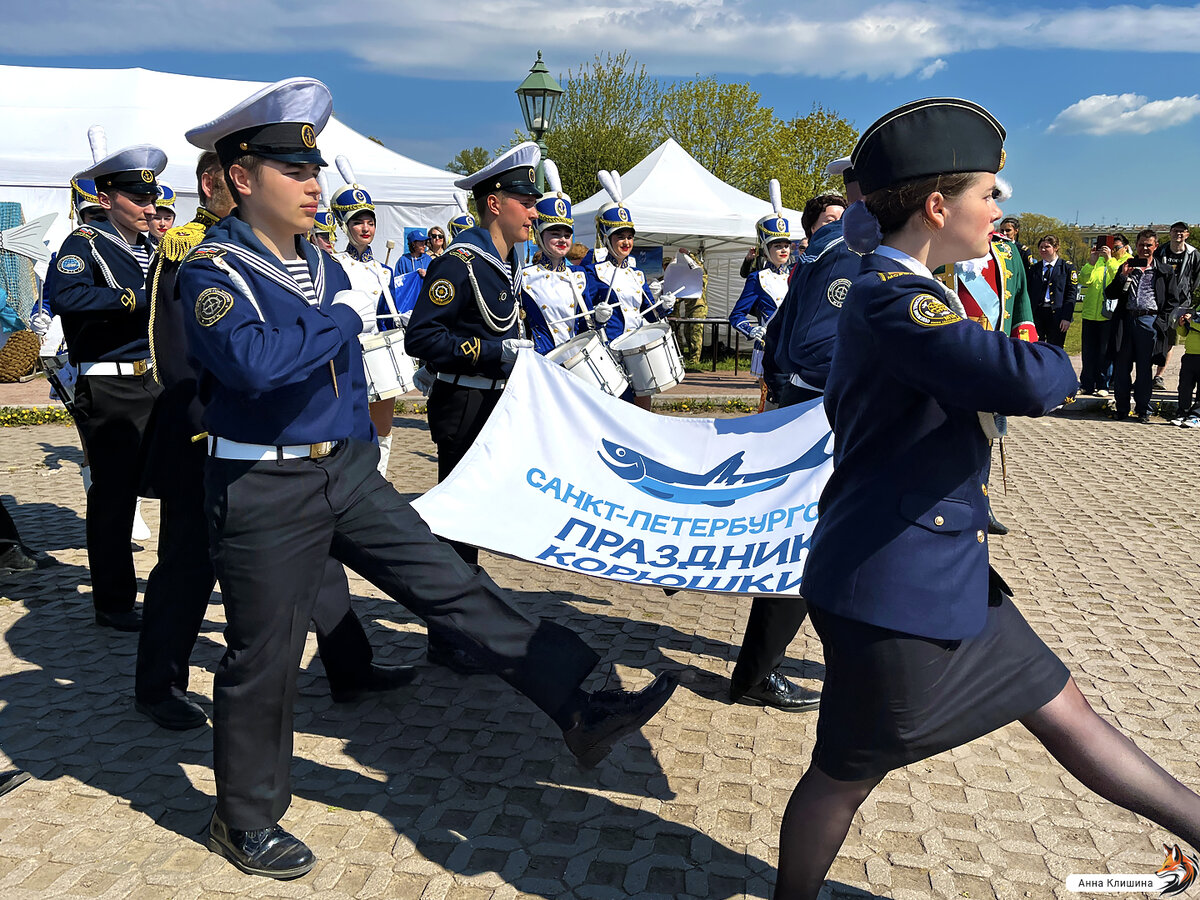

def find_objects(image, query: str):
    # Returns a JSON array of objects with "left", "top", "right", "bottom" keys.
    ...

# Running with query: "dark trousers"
[
  {"left": 206, "top": 438, "right": 598, "bottom": 829},
  {"left": 729, "top": 595, "right": 810, "bottom": 697},
  {"left": 776, "top": 380, "right": 823, "bottom": 409},
  {"left": 1179, "top": 354, "right": 1200, "bottom": 417},
  {"left": 73, "top": 372, "right": 160, "bottom": 613},
  {"left": 0, "top": 499, "right": 20, "bottom": 548},
  {"left": 1114, "top": 314, "right": 1156, "bottom": 417},
  {"left": 1079, "top": 318, "right": 1111, "bottom": 392},
  {"left": 136, "top": 439, "right": 375, "bottom": 703},
  {"left": 426, "top": 380, "right": 503, "bottom": 566},
  {"left": 1033, "top": 307, "right": 1068, "bottom": 348}
]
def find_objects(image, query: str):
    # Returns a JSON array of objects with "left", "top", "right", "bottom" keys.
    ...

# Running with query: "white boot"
[
  {"left": 81, "top": 465, "right": 92, "bottom": 494},
  {"left": 131, "top": 498, "right": 151, "bottom": 542},
  {"left": 376, "top": 433, "right": 393, "bottom": 479}
]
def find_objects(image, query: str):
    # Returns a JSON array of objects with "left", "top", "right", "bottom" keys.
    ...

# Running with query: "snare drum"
[
  {"left": 359, "top": 329, "right": 416, "bottom": 401},
  {"left": 610, "top": 323, "right": 686, "bottom": 396},
  {"left": 546, "top": 330, "right": 629, "bottom": 397}
]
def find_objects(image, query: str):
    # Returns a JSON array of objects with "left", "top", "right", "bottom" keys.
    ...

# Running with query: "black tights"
[{"left": 773, "top": 677, "right": 1200, "bottom": 899}]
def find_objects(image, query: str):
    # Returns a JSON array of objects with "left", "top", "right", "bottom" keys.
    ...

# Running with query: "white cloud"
[
  {"left": 1049, "top": 93, "right": 1200, "bottom": 135},
  {"left": 2, "top": 2, "right": 1199, "bottom": 82},
  {"left": 918, "top": 58, "right": 947, "bottom": 79}
]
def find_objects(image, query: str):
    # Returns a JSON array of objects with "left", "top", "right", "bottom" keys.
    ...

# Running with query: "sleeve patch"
[
  {"left": 73, "top": 226, "right": 97, "bottom": 240},
  {"left": 1070, "top": 269, "right": 1079, "bottom": 284},
  {"left": 195, "top": 287, "right": 234, "bottom": 327},
  {"left": 56, "top": 254, "right": 85, "bottom": 274},
  {"left": 877, "top": 271, "right": 906, "bottom": 281},
  {"left": 119, "top": 288, "right": 136, "bottom": 311},
  {"left": 909, "top": 293, "right": 964, "bottom": 328},
  {"left": 428, "top": 278, "right": 455, "bottom": 306},
  {"left": 827, "top": 278, "right": 851, "bottom": 308}
]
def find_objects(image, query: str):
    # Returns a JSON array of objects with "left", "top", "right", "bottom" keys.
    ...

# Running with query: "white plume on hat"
[
  {"left": 318, "top": 170, "right": 331, "bottom": 205},
  {"left": 994, "top": 175, "right": 1013, "bottom": 203},
  {"left": 768, "top": 178, "right": 783, "bottom": 217},
  {"left": 335, "top": 155, "right": 358, "bottom": 188},
  {"left": 87, "top": 125, "right": 107, "bottom": 164},
  {"left": 543, "top": 159, "right": 563, "bottom": 197},
  {"left": 454, "top": 193, "right": 469, "bottom": 215},
  {"left": 598, "top": 169, "right": 622, "bottom": 204}
]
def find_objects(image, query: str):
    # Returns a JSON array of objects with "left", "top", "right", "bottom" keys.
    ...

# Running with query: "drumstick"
[
  {"left": 383, "top": 239, "right": 395, "bottom": 267},
  {"left": 543, "top": 307, "right": 596, "bottom": 328}
]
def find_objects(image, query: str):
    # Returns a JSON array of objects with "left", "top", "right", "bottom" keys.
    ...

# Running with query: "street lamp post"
[{"left": 515, "top": 51, "right": 563, "bottom": 193}]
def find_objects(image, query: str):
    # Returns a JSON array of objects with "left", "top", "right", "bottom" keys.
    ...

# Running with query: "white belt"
[
  {"left": 207, "top": 435, "right": 339, "bottom": 461},
  {"left": 436, "top": 372, "right": 506, "bottom": 390},
  {"left": 79, "top": 360, "right": 152, "bottom": 376},
  {"left": 788, "top": 373, "right": 823, "bottom": 394}
]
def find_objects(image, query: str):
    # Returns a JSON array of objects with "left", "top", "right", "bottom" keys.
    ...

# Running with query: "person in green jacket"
[{"left": 1077, "top": 239, "right": 1129, "bottom": 395}]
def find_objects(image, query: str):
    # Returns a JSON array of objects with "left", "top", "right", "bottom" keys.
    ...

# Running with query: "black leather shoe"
[
  {"left": 1137, "top": 413, "right": 1152, "bottom": 424},
  {"left": 564, "top": 671, "right": 680, "bottom": 769},
  {"left": 0, "top": 770, "right": 30, "bottom": 797},
  {"left": 987, "top": 510, "right": 1009, "bottom": 536},
  {"left": 426, "top": 638, "right": 490, "bottom": 676},
  {"left": 207, "top": 812, "right": 315, "bottom": 879},
  {"left": 136, "top": 696, "right": 207, "bottom": 730},
  {"left": 0, "top": 544, "right": 37, "bottom": 575},
  {"left": 733, "top": 670, "right": 820, "bottom": 712},
  {"left": 95, "top": 609, "right": 142, "bottom": 632},
  {"left": 329, "top": 663, "right": 418, "bottom": 703}
]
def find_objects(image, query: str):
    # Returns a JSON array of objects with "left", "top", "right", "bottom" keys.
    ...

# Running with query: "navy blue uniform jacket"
[
  {"left": 51, "top": 219, "right": 153, "bottom": 363},
  {"left": 177, "top": 214, "right": 371, "bottom": 446},
  {"left": 768, "top": 220, "right": 861, "bottom": 390},
  {"left": 801, "top": 252, "right": 1079, "bottom": 640},
  {"left": 1027, "top": 258, "right": 1080, "bottom": 322}
]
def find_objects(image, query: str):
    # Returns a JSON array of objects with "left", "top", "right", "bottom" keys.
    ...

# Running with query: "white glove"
[
  {"left": 332, "top": 290, "right": 376, "bottom": 333},
  {"left": 659, "top": 291, "right": 677, "bottom": 314},
  {"left": 748, "top": 325, "right": 767, "bottom": 342},
  {"left": 501, "top": 338, "right": 534, "bottom": 363},
  {"left": 592, "top": 301, "right": 613, "bottom": 325},
  {"left": 413, "top": 365, "right": 435, "bottom": 396},
  {"left": 29, "top": 311, "right": 52, "bottom": 336}
]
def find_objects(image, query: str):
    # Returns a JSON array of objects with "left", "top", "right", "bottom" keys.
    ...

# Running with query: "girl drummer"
[
  {"left": 774, "top": 98, "right": 1200, "bottom": 898},
  {"left": 583, "top": 173, "right": 673, "bottom": 409},
  {"left": 329, "top": 156, "right": 402, "bottom": 477},
  {"left": 520, "top": 161, "right": 601, "bottom": 355},
  {"left": 730, "top": 181, "right": 792, "bottom": 407}
]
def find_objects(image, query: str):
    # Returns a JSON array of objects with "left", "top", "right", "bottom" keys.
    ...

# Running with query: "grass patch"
[
  {"left": 655, "top": 397, "right": 758, "bottom": 414},
  {"left": 0, "top": 406, "right": 73, "bottom": 427}
]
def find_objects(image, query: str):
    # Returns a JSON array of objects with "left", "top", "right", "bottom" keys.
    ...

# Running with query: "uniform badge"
[
  {"left": 189, "top": 246, "right": 226, "bottom": 260},
  {"left": 353, "top": 189, "right": 366, "bottom": 204},
  {"left": 119, "top": 288, "right": 137, "bottom": 311},
  {"left": 140, "top": 169, "right": 154, "bottom": 184},
  {"left": 301, "top": 124, "right": 317, "bottom": 148},
  {"left": 827, "top": 278, "right": 851, "bottom": 308},
  {"left": 776, "top": 217, "right": 786, "bottom": 232},
  {"left": 56, "top": 254, "right": 85, "bottom": 275},
  {"left": 459, "top": 336, "right": 481, "bottom": 363},
  {"left": 1070, "top": 269, "right": 1079, "bottom": 284},
  {"left": 429, "top": 279, "right": 455, "bottom": 306},
  {"left": 526, "top": 167, "right": 536, "bottom": 184},
  {"left": 877, "top": 271, "right": 905, "bottom": 281},
  {"left": 618, "top": 207, "right": 629, "bottom": 222},
  {"left": 195, "top": 287, "right": 234, "bottom": 327},
  {"left": 909, "top": 293, "right": 963, "bottom": 328},
  {"left": 73, "top": 226, "right": 97, "bottom": 240},
  {"left": 450, "top": 247, "right": 474, "bottom": 262},
  {"left": 554, "top": 198, "right": 566, "bottom": 217}
]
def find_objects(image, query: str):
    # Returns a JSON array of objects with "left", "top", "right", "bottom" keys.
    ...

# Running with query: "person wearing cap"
[
  {"left": 582, "top": 183, "right": 673, "bottom": 410},
  {"left": 772, "top": 98, "right": 1200, "bottom": 899},
  {"left": 178, "top": 81, "right": 677, "bottom": 879},
  {"left": 394, "top": 228, "right": 431, "bottom": 278},
  {"left": 406, "top": 142, "right": 539, "bottom": 571},
  {"left": 149, "top": 182, "right": 177, "bottom": 244},
  {"left": 520, "top": 162, "right": 596, "bottom": 354},
  {"left": 137, "top": 150, "right": 406, "bottom": 731},
  {"left": 52, "top": 137, "right": 167, "bottom": 632},
  {"left": 328, "top": 157, "right": 403, "bottom": 476}
]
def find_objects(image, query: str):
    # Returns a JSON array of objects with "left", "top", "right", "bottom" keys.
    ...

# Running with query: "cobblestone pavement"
[{"left": 0, "top": 402, "right": 1197, "bottom": 900}]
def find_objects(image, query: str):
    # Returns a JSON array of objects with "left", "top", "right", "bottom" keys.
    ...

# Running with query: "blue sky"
[{"left": 5, "top": 1, "right": 1199, "bottom": 225}]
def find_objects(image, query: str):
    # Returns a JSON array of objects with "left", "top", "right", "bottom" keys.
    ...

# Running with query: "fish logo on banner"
[{"left": 598, "top": 438, "right": 832, "bottom": 507}]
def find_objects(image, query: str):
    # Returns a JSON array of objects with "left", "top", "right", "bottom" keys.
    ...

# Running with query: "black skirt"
[{"left": 807, "top": 584, "right": 1069, "bottom": 782}]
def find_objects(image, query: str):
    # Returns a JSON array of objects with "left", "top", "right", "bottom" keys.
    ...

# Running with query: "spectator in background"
[
  {"left": 426, "top": 226, "right": 447, "bottom": 259},
  {"left": 567, "top": 242, "right": 588, "bottom": 264},
  {"left": 999, "top": 216, "right": 1036, "bottom": 268},
  {"left": 1106, "top": 229, "right": 1179, "bottom": 423},
  {"left": 1027, "top": 235, "right": 1079, "bottom": 349},
  {"left": 1077, "top": 238, "right": 1121, "bottom": 395},
  {"left": 394, "top": 229, "right": 432, "bottom": 278},
  {"left": 1153, "top": 222, "right": 1200, "bottom": 390},
  {"left": 1171, "top": 308, "right": 1199, "bottom": 427}
]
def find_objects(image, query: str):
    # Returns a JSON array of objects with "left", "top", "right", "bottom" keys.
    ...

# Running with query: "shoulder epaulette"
[
  {"left": 72, "top": 225, "right": 97, "bottom": 240},
  {"left": 159, "top": 220, "right": 210, "bottom": 263}
]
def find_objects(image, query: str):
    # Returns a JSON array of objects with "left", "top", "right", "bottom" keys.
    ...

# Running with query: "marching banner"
[{"left": 412, "top": 352, "right": 834, "bottom": 595}]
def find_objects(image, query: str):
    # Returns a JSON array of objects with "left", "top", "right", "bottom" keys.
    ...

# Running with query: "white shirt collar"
[{"left": 875, "top": 244, "right": 935, "bottom": 280}]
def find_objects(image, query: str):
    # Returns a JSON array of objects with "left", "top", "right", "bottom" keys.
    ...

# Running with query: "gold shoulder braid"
[{"left": 149, "top": 215, "right": 214, "bottom": 379}]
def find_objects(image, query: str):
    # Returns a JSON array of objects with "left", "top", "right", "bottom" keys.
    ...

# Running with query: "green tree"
[
  {"left": 446, "top": 146, "right": 492, "bottom": 176},
  {"left": 542, "top": 51, "right": 663, "bottom": 202},
  {"left": 773, "top": 105, "right": 858, "bottom": 211},
  {"left": 1012, "top": 213, "right": 1089, "bottom": 266},
  {"left": 659, "top": 77, "right": 776, "bottom": 196}
]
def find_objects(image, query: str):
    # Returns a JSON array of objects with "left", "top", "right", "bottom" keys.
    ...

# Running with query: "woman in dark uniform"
[{"left": 774, "top": 98, "right": 1200, "bottom": 898}]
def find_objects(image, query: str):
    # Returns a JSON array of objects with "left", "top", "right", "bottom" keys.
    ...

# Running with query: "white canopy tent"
[
  {"left": 0, "top": 65, "right": 466, "bottom": 268},
  {"left": 571, "top": 139, "right": 803, "bottom": 317}
]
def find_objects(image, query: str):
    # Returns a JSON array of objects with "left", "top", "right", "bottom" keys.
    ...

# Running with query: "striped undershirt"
[
  {"left": 129, "top": 243, "right": 151, "bottom": 276},
  {"left": 283, "top": 258, "right": 318, "bottom": 305}
]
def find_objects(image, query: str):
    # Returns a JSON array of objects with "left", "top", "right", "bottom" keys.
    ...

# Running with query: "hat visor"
[
  {"left": 503, "top": 184, "right": 543, "bottom": 198},
  {"left": 257, "top": 149, "right": 329, "bottom": 166}
]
